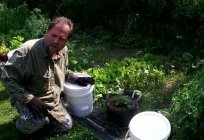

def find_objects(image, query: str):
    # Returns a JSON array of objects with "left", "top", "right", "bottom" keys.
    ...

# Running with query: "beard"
[
  {"left": 47, "top": 45, "right": 65, "bottom": 59},
  {"left": 48, "top": 45, "right": 59, "bottom": 54},
  {"left": 47, "top": 45, "right": 60, "bottom": 59}
]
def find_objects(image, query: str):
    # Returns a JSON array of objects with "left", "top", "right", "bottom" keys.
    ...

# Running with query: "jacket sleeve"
[{"left": 1, "top": 51, "right": 33, "bottom": 103}]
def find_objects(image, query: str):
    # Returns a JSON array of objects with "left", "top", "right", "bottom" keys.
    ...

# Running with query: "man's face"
[{"left": 44, "top": 21, "right": 70, "bottom": 55}]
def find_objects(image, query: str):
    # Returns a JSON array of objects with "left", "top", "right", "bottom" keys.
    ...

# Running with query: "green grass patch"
[
  {"left": 0, "top": 82, "right": 19, "bottom": 140},
  {"left": 49, "top": 122, "right": 98, "bottom": 140}
]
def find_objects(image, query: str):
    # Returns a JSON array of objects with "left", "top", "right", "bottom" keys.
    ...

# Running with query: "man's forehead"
[
  {"left": 54, "top": 22, "right": 70, "bottom": 31},
  {"left": 49, "top": 22, "right": 71, "bottom": 37}
]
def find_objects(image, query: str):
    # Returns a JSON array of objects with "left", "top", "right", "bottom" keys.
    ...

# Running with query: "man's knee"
[
  {"left": 14, "top": 101, "right": 47, "bottom": 134},
  {"left": 16, "top": 116, "right": 45, "bottom": 134},
  {"left": 65, "top": 113, "right": 73, "bottom": 129},
  {"left": 50, "top": 113, "right": 73, "bottom": 134}
]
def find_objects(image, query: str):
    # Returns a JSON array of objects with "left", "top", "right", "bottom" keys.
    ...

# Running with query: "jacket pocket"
[{"left": 27, "top": 72, "right": 51, "bottom": 93}]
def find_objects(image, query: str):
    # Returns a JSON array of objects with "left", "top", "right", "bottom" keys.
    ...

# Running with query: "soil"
[
  {"left": 93, "top": 47, "right": 140, "bottom": 66},
  {"left": 104, "top": 47, "right": 140, "bottom": 60}
]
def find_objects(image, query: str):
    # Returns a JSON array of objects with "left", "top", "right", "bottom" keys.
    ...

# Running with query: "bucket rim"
[
  {"left": 129, "top": 111, "right": 171, "bottom": 140},
  {"left": 64, "top": 72, "right": 93, "bottom": 93}
]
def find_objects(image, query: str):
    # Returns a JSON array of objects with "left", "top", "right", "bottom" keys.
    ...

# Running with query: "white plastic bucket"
[
  {"left": 128, "top": 111, "right": 171, "bottom": 140},
  {"left": 64, "top": 73, "right": 94, "bottom": 117}
]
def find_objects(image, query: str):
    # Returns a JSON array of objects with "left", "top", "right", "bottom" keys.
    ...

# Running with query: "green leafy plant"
[
  {"left": 171, "top": 70, "right": 204, "bottom": 139},
  {"left": 0, "top": 42, "right": 9, "bottom": 61},
  {"left": 114, "top": 95, "right": 130, "bottom": 107},
  {"left": 113, "top": 90, "right": 142, "bottom": 109},
  {"left": 0, "top": 43, "right": 10, "bottom": 55},
  {"left": 10, "top": 36, "right": 24, "bottom": 50},
  {"left": 0, "top": 4, "right": 30, "bottom": 34},
  {"left": 22, "top": 8, "right": 48, "bottom": 39}
]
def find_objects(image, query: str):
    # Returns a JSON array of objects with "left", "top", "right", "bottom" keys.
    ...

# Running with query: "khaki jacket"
[{"left": 1, "top": 38, "right": 77, "bottom": 123}]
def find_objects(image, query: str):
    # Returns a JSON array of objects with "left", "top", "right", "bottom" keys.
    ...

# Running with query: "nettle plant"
[
  {"left": 114, "top": 95, "right": 131, "bottom": 107},
  {"left": 87, "top": 55, "right": 166, "bottom": 103},
  {"left": 113, "top": 89, "right": 142, "bottom": 109},
  {"left": 108, "top": 87, "right": 131, "bottom": 108}
]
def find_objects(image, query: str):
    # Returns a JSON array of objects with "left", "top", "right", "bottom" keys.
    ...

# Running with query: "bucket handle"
[
  {"left": 132, "top": 90, "right": 142, "bottom": 103},
  {"left": 125, "top": 130, "right": 130, "bottom": 140}
]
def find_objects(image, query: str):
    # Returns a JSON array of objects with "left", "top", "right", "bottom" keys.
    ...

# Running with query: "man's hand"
[
  {"left": 75, "top": 77, "right": 95, "bottom": 86},
  {"left": 27, "top": 97, "right": 49, "bottom": 118}
]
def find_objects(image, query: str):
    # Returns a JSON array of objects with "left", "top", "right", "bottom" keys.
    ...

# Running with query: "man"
[{"left": 1, "top": 17, "right": 94, "bottom": 139}]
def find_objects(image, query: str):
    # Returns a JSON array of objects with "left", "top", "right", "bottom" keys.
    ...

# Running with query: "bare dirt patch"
[{"left": 93, "top": 47, "right": 140, "bottom": 66}]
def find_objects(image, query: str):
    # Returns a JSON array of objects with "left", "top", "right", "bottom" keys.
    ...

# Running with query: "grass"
[{"left": 0, "top": 81, "right": 19, "bottom": 140}]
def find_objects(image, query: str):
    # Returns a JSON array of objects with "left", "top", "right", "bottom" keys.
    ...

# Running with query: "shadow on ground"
[
  {"left": 0, "top": 118, "right": 18, "bottom": 140},
  {"left": 0, "top": 90, "right": 9, "bottom": 102}
]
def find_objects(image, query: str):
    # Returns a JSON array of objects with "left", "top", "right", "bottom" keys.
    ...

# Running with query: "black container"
[{"left": 105, "top": 91, "right": 141, "bottom": 127}]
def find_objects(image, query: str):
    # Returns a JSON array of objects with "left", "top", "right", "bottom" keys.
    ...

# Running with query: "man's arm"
[{"left": 1, "top": 51, "right": 33, "bottom": 103}]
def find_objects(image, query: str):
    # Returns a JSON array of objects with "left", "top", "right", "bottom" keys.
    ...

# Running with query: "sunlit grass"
[{"left": 0, "top": 81, "right": 19, "bottom": 140}]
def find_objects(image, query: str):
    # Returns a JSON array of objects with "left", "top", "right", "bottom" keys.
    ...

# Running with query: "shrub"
[
  {"left": 22, "top": 8, "right": 48, "bottom": 39},
  {"left": 171, "top": 70, "right": 204, "bottom": 139},
  {"left": 0, "top": 5, "right": 48, "bottom": 49},
  {"left": 0, "top": 4, "right": 30, "bottom": 34}
]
